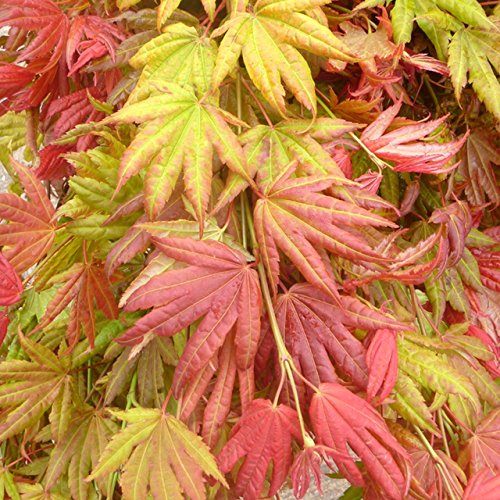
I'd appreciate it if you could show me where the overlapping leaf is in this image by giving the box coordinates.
[0,253,22,306]
[0,160,56,273]
[34,260,118,348]
[45,408,117,498]
[310,382,410,499]
[269,283,408,393]
[211,0,356,115]
[129,23,217,97]
[100,82,253,222]
[360,99,468,173]
[253,163,396,298]
[0,0,69,111]
[218,399,301,499]
[0,333,70,442]
[88,408,226,500]
[117,238,262,396]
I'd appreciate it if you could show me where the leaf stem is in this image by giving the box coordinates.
[241,77,273,127]
[316,93,391,172]
[413,426,461,500]
[236,70,247,250]
[242,193,313,447]
[107,371,138,498]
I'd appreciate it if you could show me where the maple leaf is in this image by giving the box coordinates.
[253,163,396,299]
[0,159,56,273]
[449,23,500,121]
[366,328,398,404]
[391,372,440,435]
[87,408,226,499]
[35,145,74,181]
[211,0,356,115]
[360,99,468,173]
[44,408,117,497]
[310,382,410,499]
[43,87,107,146]
[242,118,360,188]
[459,129,500,208]
[218,399,302,499]
[398,337,482,428]
[100,81,253,222]
[117,237,262,396]
[34,259,118,349]
[0,311,8,346]
[66,15,127,76]
[459,408,500,476]
[406,445,466,499]
[268,283,408,394]
[463,468,500,500]
[0,0,69,111]
[0,333,70,442]
[129,23,218,97]
[429,201,472,267]
[0,252,22,307]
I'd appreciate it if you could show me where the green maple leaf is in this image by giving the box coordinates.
[44,408,118,498]
[211,0,356,115]
[101,82,253,223]
[449,24,500,120]
[0,333,71,441]
[87,408,227,500]
[129,23,218,98]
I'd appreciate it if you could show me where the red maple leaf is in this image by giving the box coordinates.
[0,159,56,273]
[33,258,118,349]
[360,99,468,174]
[309,382,410,499]
[263,284,407,395]
[463,468,500,500]
[35,145,74,181]
[0,311,8,346]
[0,0,69,111]
[117,237,262,397]
[218,399,302,499]
[66,15,127,76]
[366,328,398,404]
[254,163,396,301]
[0,253,23,307]
[459,408,500,476]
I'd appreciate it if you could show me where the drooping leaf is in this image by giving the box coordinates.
[117,237,262,397]
[459,129,500,208]
[310,382,410,499]
[366,329,398,404]
[360,99,468,173]
[0,252,22,306]
[254,163,396,299]
[0,159,56,273]
[218,399,302,499]
[88,408,227,500]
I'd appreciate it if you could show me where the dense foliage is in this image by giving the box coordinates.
[0,0,498,498]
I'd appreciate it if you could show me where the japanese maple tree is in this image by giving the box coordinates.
[0,0,498,499]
